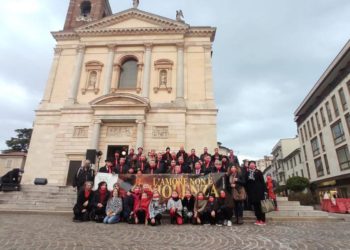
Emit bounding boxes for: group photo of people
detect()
[72,146,278,226]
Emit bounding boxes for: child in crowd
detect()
[182,189,195,224]
[148,190,165,226]
[91,181,110,222]
[216,190,234,226]
[73,181,94,222]
[167,190,183,225]
[103,187,123,224]
[203,194,217,225]
[193,192,207,225]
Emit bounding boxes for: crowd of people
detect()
[73,146,278,226]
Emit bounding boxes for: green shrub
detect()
[288,191,316,205]
[286,176,309,192]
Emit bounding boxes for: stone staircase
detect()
[0,185,336,220]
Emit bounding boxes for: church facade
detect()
[23,0,218,185]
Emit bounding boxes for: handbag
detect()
[233,186,247,201]
[261,199,275,213]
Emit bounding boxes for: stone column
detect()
[136,120,145,149]
[111,64,121,93]
[90,120,102,149]
[103,44,116,95]
[67,45,85,105]
[42,47,62,103]
[204,45,214,100]
[176,43,185,100]
[142,44,152,98]
[136,63,143,94]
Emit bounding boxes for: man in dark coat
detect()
[162,147,172,167]
[99,159,115,174]
[73,181,94,222]
[178,156,191,173]
[73,160,95,193]
[136,155,150,173]
[200,147,211,162]
[115,158,129,174]
[245,161,267,225]
[228,149,240,167]
[187,149,199,171]
[176,146,188,162]
[211,148,222,163]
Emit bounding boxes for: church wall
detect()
[50,48,77,104]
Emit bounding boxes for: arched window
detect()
[119,59,138,89]
[80,1,92,17]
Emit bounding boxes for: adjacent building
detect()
[271,137,305,186]
[23,0,218,185]
[256,155,273,173]
[0,152,27,176]
[295,40,350,199]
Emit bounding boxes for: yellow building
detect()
[23,0,218,185]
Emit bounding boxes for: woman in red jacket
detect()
[266,174,278,211]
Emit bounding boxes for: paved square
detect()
[0,213,349,250]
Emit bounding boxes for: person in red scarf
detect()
[187,149,199,172]
[132,185,153,224]
[91,181,110,222]
[99,159,115,174]
[193,162,204,175]
[73,181,94,222]
[136,155,149,174]
[266,174,278,211]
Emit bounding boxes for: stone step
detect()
[277,205,314,211]
[276,197,288,201]
[277,201,300,206]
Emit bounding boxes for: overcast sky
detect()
[0,0,349,160]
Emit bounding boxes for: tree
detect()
[5,128,33,152]
[286,176,310,192]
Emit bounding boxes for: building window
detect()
[325,102,333,123]
[314,157,324,177]
[298,153,301,163]
[338,88,348,111]
[80,1,92,17]
[293,157,296,166]
[336,145,350,171]
[323,154,330,175]
[331,95,340,117]
[307,121,312,138]
[300,128,305,143]
[347,81,350,97]
[319,132,325,152]
[306,163,310,179]
[119,59,138,89]
[320,107,327,127]
[311,137,320,156]
[303,124,308,141]
[303,145,308,161]
[345,113,350,135]
[331,120,345,145]
[301,169,304,177]
[311,117,316,135]
[315,112,321,131]
[296,172,299,176]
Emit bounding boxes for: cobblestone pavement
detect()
[0,213,349,250]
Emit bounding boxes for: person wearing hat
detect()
[99,158,115,174]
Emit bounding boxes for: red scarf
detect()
[119,164,123,173]
[141,162,144,171]
[84,190,91,199]
[157,161,160,169]
[99,189,107,204]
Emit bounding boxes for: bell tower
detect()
[63,0,112,30]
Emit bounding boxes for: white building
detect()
[256,155,273,173]
[271,137,305,186]
[295,40,350,199]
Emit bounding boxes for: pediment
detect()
[90,93,150,110]
[76,8,189,31]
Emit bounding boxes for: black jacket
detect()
[245,169,266,203]
[92,190,110,209]
[99,165,115,174]
[75,189,94,212]
[73,167,95,188]
[122,195,134,214]
[182,196,195,212]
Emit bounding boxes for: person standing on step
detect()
[73,160,95,195]
[245,161,267,226]
[229,166,246,225]
[266,174,278,211]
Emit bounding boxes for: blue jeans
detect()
[103,214,120,224]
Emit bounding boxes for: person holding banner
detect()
[115,158,129,174]
[99,159,115,174]
[178,156,191,174]
[103,187,123,224]
[193,192,207,225]
[193,162,204,175]
[167,190,183,225]
[168,160,177,174]
[182,189,195,224]
[202,156,213,175]
[136,155,149,174]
